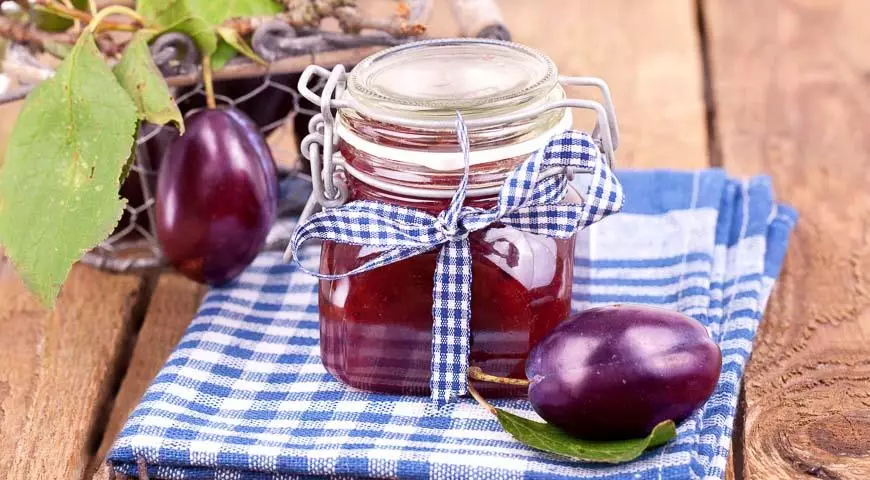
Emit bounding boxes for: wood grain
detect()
[704,0,870,478]
[0,265,145,480]
[89,275,206,480]
[423,0,709,169]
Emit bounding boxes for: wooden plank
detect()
[426,0,710,169]
[704,0,870,478]
[90,275,206,479]
[0,265,146,479]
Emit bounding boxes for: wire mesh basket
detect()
[0,0,512,274]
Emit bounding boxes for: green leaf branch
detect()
[0,0,427,306]
[0,3,182,306]
[466,369,677,464]
[17,0,426,65]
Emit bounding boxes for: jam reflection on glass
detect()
[318,143,579,397]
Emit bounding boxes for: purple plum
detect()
[526,305,722,439]
[156,107,278,284]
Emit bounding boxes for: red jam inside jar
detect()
[317,39,583,396]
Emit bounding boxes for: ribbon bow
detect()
[289,115,624,406]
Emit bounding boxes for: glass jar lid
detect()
[346,38,558,120]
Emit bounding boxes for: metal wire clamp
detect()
[296,58,620,221]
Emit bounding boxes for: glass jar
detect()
[314,39,595,397]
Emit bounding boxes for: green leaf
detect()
[137,0,283,60]
[216,27,266,66]
[114,32,185,133]
[0,31,138,306]
[31,0,89,33]
[136,0,218,56]
[210,39,237,70]
[163,15,219,56]
[187,0,283,25]
[120,122,140,184]
[495,409,676,464]
[199,0,281,69]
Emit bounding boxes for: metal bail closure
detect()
[293,38,620,222]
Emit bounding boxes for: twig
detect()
[163,43,383,86]
[466,381,497,416]
[467,366,530,387]
[87,4,144,30]
[58,0,82,32]
[95,0,133,8]
[135,457,150,480]
[5,0,423,57]
[333,5,424,36]
[34,0,90,22]
[224,1,425,37]
[33,0,142,32]
[0,0,428,100]
[0,15,122,56]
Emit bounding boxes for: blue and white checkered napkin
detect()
[109,169,796,480]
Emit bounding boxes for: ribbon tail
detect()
[429,238,472,407]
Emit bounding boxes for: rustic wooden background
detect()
[1,0,869,479]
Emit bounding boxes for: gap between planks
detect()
[691,0,745,477]
[694,0,722,168]
[86,271,160,458]
[89,274,207,480]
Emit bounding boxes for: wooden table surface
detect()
[2,0,869,479]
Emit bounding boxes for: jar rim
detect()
[346,38,558,121]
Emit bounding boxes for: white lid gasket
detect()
[336,109,573,171]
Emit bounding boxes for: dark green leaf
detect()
[210,39,237,70]
[216,26,266,66]
[187,0,283,25]
[0,31,138,306]
[198,0,281,69]
[136,0,217,55]
[495,409,676,464]
[162,15,218,56]
[31,0,89,33]
[114,31,184,133]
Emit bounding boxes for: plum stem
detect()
[86,5,145,33]
[35,1,143,32]
[467,366,530,387]
[57,0,81,32]
[466,381,496,416]
[202,55,217,109]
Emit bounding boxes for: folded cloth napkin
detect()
[109,169,797,480]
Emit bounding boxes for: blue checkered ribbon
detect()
[288,116,624,405]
